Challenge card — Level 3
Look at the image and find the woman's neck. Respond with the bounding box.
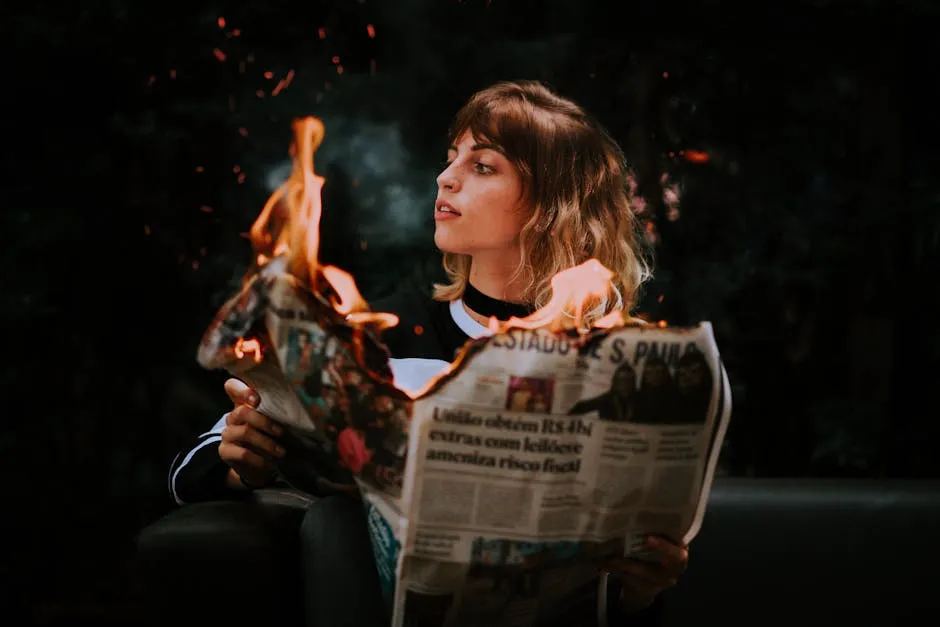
[462,254,531,325]
[467,254,527,304]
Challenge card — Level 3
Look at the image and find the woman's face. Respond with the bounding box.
[433,131,529,257]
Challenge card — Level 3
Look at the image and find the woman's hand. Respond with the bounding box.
[219,378,285,489]
[604,535,688,613]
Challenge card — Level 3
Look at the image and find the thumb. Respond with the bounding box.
[224,378,259,407]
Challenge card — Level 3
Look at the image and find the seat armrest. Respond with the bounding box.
[135,488,314,627]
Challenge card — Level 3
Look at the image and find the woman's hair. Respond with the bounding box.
[432,80,652,323]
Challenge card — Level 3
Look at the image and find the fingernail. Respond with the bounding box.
[247,394,259,406]
[275,445,286,457]
[271,423,283,436]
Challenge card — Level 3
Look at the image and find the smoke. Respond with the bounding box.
[256,0,586,250]
[262,115,436,248]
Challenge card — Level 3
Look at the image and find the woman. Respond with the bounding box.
[168,80,687,626]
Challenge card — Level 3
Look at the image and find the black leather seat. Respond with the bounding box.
[664,478,940,625]
[136,479,940,626]
[136,489,315,627]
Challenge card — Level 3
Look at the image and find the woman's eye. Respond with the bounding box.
[474,161,494,174]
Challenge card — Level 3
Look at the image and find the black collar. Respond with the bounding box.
[462,282,534,320]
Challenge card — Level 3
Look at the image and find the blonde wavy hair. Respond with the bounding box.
[432,80,652,323]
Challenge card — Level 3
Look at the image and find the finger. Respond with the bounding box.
[647,536,689,572]
[228,405,283,437]
[221,424,285,458]
[218,441,270,470]
[224,378,259,407]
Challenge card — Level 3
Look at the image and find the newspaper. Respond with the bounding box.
[197,263,732,627]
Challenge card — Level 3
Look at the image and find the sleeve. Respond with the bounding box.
[167,414,235,505]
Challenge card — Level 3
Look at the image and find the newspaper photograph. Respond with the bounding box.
[195,115,732,627]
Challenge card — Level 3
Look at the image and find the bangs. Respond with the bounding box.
[448,97,533,156]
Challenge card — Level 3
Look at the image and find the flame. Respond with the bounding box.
[489,259,629,335]
[235,117,651,403]
[234,338,263,363]
[397,259,637,400]
[246,116,398,331]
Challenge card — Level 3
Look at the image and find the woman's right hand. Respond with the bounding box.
[219,378,286,489]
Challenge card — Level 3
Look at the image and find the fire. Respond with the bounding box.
[234,338,263,363]
[225,116,645,400]
[487,259,628,335]
[246,116,398,331]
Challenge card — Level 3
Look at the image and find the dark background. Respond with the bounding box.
[5,0,937,624]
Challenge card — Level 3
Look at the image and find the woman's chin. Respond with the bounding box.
[433,230,466,255]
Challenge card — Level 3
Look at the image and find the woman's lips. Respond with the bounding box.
[434,201,461,221]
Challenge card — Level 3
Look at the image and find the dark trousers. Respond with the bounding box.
[136,492,387,627]
[300,496,389,627]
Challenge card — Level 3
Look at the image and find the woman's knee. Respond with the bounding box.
[299,495,368,551]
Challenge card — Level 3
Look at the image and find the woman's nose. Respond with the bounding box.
[436,164,460,192]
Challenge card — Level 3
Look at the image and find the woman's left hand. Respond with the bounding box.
[603,535,689,613]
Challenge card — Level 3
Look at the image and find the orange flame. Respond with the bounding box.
[234,338,263,363]
[488,259,628,335]
[247,117,397,331]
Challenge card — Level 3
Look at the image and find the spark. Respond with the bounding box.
[271,69,295,96]
[218,17,226,29]
[213,48,227,62]
[367,24,375,38]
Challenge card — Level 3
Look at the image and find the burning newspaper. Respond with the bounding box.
[197,117,732,627]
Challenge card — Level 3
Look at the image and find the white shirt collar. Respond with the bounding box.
[449,299,494,339]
